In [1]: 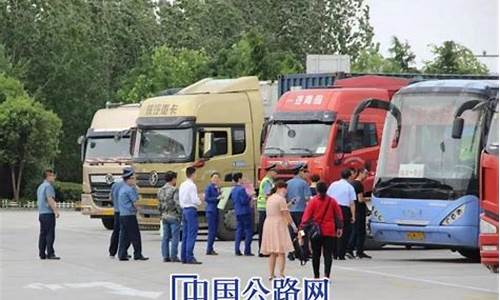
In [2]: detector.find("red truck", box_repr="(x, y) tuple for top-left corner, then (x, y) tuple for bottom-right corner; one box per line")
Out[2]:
(260, 75), (409, 192)
(479, 102), (498, 273)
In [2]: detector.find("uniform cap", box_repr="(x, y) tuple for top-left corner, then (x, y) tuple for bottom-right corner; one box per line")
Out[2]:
(122, 167), (134, 179)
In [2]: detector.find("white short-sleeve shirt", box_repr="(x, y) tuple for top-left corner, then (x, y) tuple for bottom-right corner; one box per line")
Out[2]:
(326, 179), (356, 207)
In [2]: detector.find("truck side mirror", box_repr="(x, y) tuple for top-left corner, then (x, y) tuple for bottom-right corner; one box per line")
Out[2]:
(341, 123), (352, 154)
(129, 128), (137, 156)
(452, 118), (464, 139)
(203, 132), (214, 159)
(77, 135), (85, 162)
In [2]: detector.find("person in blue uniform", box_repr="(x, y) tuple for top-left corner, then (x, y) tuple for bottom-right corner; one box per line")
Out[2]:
(204, 172), (221, 255)
(108, 168), (130, 258)
(117, 168), (148, 261)
(231, 173), (254, 256)
(37, 169), (61, 260)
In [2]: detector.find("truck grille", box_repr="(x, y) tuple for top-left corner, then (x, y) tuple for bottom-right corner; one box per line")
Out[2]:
(90, 182), (113, 208)
(136, 172), (166, 188)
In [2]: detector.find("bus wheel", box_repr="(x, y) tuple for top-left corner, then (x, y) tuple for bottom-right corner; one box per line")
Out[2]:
(101, 217), (114, 230)
(217, 208), (237, 241)
(458, 249), (480, 261)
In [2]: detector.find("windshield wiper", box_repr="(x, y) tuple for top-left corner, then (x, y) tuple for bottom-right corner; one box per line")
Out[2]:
(289, 147), (314, 157)
(264, 147), (285, 157)
(376, 177), (454, 191)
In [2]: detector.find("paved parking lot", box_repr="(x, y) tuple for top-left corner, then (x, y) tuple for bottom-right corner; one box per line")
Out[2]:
(0, 210), (498, 300)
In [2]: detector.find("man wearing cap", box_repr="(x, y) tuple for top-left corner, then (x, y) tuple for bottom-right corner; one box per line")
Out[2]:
(286, 163), (312, 260)
(257, 165), (277, 257)
(108, 167), (130, 258)
(118, 168), (149, 261)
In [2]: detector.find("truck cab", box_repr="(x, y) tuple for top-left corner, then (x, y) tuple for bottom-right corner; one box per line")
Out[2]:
(79, 103), (140, 229)
(260, 75), (409, 192)
(132, 77), (264, 240)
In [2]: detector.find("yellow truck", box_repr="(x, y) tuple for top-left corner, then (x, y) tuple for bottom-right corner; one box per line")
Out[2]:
(79, 103), (140, 229)
(131, 77), (265, 240)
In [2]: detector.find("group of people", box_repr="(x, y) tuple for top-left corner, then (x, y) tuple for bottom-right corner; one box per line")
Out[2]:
(36, 163), (371, 279)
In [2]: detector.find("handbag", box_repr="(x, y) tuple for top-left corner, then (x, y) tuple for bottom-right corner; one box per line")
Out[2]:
(304, 199), (331, 242)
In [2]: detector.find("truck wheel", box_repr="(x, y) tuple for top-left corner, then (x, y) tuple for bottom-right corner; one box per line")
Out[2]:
(458, 249), (480, 260)
(101, 217), (114, 230)
(487, 265), (499, 273)
(217, 208), (237, 241)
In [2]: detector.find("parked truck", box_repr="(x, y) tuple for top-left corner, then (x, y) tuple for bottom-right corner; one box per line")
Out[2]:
(260, 75), (410, 193)
(79, 103), (140, 229)
(131, 77), (265, 240)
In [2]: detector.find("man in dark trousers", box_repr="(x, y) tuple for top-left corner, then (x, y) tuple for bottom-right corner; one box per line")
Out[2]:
(204, 172), (222, 255)
(37, 169), (61, 260)
(231, 173), (254, 256)
(327, 169), (356, 260)
(348, 168), (372, 259)
(108, 167), (130, 258)
(117, 168), (148, 261)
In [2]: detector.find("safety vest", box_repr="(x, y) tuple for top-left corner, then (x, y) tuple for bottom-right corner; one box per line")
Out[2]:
(257, 176), (274, 210)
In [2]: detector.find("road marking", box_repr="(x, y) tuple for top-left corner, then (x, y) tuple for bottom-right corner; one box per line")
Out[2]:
(335, 265), (498, 294)
(25, 281), (163, 299)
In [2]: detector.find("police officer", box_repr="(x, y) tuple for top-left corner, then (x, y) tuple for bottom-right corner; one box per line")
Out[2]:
(286, 163), (312, 260)
(204, 172), (221, 255)
(231, 173), (254, 256)
(257, 165), (277, 257)
(117, 168), (149, 261)
(37, 169), (60, 260)
(108, 168), (130, 258)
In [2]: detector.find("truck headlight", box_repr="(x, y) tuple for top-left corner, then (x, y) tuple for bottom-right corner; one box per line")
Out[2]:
(441, 204), (465, 226)
(480, 218), (497, 234)
(372, 208), (384, 222)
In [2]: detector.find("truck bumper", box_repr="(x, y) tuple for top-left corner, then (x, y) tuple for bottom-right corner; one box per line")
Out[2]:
(479, 233), (499, 266)
(80, 194), (114, 218)
(371, 222), (478, 249)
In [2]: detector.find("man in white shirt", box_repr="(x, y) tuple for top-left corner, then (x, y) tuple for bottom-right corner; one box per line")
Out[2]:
(179, 166), (202, 264)
(327, 168), (356, 260)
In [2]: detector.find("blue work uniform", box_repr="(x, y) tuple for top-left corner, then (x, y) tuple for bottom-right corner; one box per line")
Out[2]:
(231, 184), (253, 255)
(109, 180), (126, 256)
(118, 184), (143, 259)
(204, 183), (220, 253)
(37, 180), (56, 258)
(286, 176), (312, 225)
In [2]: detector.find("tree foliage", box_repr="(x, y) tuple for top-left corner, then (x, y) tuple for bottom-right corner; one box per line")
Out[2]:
(424, 41), (488, 74)
(0, 95), (62, 201)
(387, 37), (417, 72)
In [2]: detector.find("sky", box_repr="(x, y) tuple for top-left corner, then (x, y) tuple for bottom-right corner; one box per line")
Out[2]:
(366, 0), (499, 73)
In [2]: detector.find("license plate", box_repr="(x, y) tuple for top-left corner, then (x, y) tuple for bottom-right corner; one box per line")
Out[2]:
(406, 232), (425, 240)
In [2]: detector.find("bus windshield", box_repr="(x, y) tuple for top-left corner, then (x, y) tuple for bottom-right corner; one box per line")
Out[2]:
(374, 93), (483, 200)
(85, 136), (131, 161)
(263, 123), (331, 157)
(134, 128), (194, 162)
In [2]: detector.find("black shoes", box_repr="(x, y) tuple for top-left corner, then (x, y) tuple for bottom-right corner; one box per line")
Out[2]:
(163, 258), (171, 262)
(119, 257), (129, 261)
(206, 251), (219, 256)
(134, 256), (149, 261)
(357, 253), (372, 259)
(47, 255), (61, 260)
(346, 252), (355, 259)
(287, 253), (296, 261)
(244, 253), (255, 257)
(258, 253), (269, 258)
(171, 257), (181, 263)
(235, 252), (243, 256)
(184, 259), (202, 265)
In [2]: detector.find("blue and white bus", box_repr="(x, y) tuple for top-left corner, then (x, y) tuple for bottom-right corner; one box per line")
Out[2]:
(349, 80), (498, 258)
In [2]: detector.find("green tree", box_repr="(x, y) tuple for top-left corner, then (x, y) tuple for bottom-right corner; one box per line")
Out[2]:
(424, 41), (489, 74)
(117, 46), (211, 102)
(352, 43), (396, 73)
(388, 36), (417, 72)
(0, 96), (62, 201)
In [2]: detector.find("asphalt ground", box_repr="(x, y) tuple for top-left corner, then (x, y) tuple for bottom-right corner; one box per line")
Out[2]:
(0, 210), (498, 300)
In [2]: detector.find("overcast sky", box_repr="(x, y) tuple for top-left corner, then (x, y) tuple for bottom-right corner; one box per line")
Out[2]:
(366, 0), (499, 73)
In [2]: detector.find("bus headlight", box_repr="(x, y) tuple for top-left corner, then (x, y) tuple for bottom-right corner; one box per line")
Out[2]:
(441, 204), (466, 225)
(480, 219), (497, 234)
(372, 208), (384, 222)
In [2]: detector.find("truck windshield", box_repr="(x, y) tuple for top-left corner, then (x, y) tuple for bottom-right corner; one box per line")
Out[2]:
(486, 108), (499, 155)
(85, 137), (131, 161)
(264, 123), (331, 156)
(374, 93), (482, 200)
(134, 128), (193, 162)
